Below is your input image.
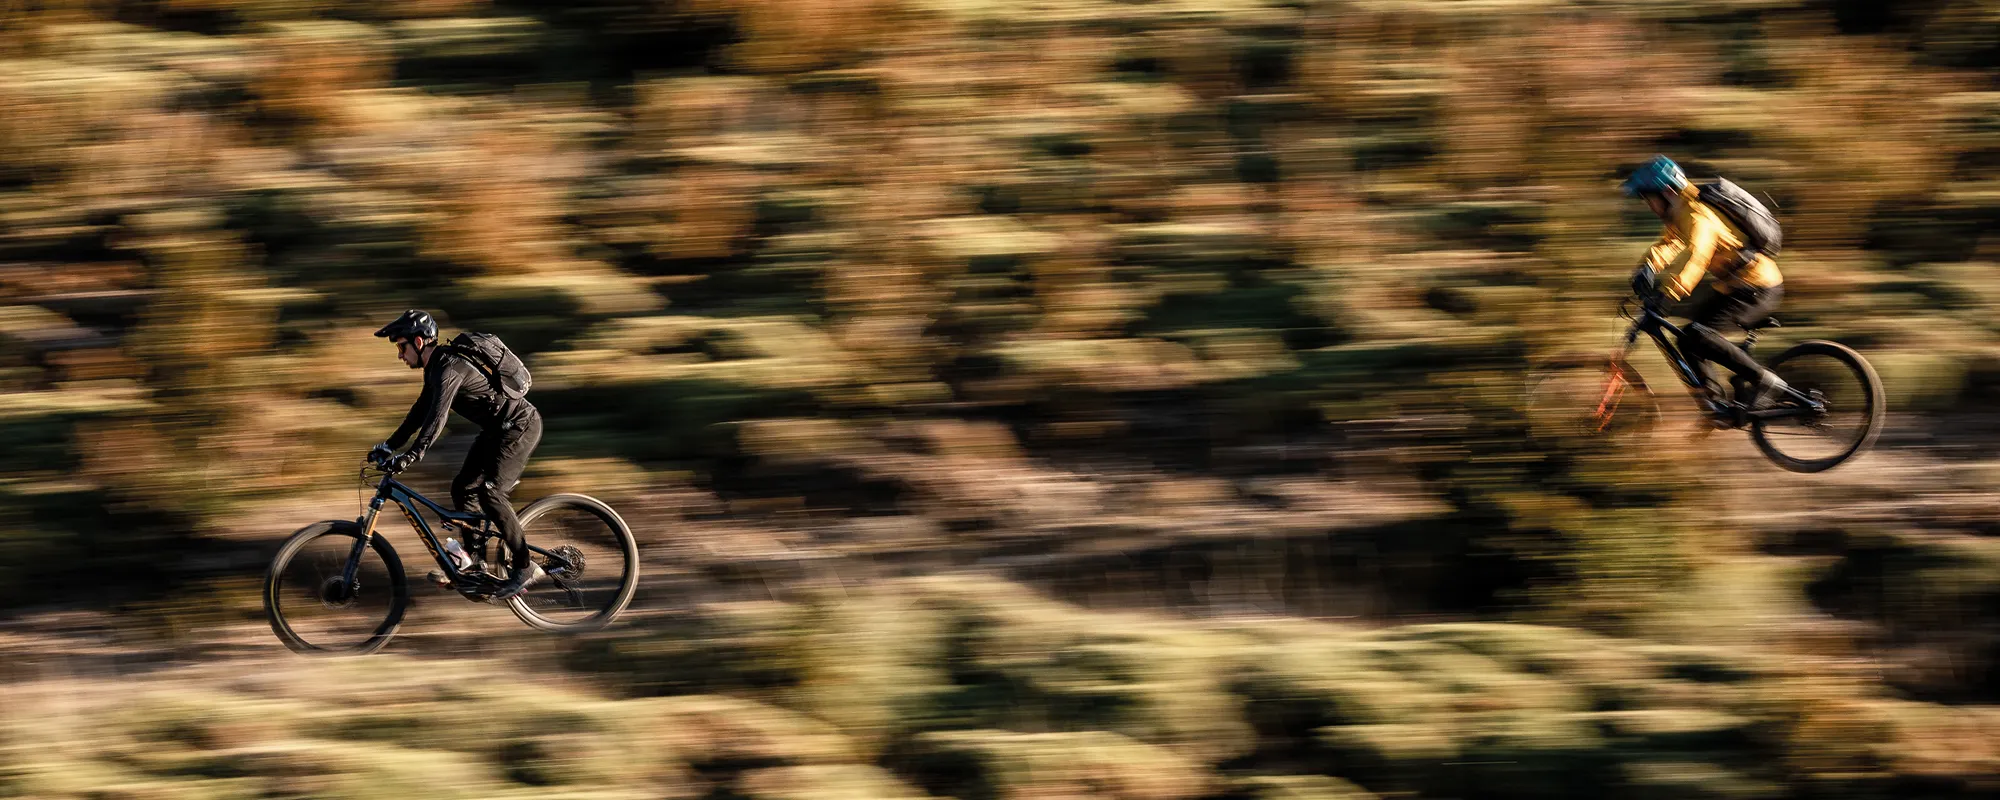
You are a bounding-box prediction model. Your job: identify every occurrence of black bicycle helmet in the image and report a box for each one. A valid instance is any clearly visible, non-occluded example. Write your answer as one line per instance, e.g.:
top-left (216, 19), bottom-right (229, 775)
top-left (373, 309), bottom-right (438, 342)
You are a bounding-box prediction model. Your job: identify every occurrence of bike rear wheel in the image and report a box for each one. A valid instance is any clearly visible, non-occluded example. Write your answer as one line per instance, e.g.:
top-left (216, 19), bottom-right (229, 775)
top-left (265, 521), bottom-right (408, 655)
top-left (1751, 340), bottom-right (1885, 473)
top-left (506, 493), bottom-right (640, 633)
top-left (1525, 354), bottom-right (1661, 441)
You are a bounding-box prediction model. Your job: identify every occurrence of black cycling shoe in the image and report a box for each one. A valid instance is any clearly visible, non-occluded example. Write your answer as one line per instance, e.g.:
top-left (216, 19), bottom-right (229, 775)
top-left (491, 563), bottom-right (545, 602)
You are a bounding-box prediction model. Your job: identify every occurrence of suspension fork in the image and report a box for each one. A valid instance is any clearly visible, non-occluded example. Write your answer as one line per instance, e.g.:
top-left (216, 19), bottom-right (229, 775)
top-left (1591, 324), bottom-right (1645, 430)
top-left (1593, 364), bottom-right (1633, 431)
top-left (342, 497), bottom-right (385, 585)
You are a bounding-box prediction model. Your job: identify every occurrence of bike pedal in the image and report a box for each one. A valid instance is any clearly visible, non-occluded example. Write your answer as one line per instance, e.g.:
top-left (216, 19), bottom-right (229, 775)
top-left (425, 570), bottom-right (452, 588)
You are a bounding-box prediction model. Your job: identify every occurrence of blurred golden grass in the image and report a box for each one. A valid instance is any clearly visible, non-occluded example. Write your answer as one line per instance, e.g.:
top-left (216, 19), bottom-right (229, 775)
top-left (4, 574), bottom-right (1998, 797)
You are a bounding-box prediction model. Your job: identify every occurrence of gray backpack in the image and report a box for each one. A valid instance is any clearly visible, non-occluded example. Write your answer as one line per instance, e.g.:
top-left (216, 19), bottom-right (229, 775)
top-left (438, 331), bottom-right (531, 400)
top-left (1695, 178), bottom-right (1783, 259)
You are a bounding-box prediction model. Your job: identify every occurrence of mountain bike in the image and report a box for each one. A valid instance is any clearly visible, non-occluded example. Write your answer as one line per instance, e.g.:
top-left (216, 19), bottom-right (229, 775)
top-left (263, 450), bottom-right (640, 654)
top-left (1526, 286), bottom-right (1884, 473)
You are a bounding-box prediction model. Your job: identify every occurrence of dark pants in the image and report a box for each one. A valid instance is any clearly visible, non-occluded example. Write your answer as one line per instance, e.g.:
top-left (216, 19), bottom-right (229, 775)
top-left (452, 409), bottom-right (542, 572)
top-left (1681, 285), bottom-right (1783, 384)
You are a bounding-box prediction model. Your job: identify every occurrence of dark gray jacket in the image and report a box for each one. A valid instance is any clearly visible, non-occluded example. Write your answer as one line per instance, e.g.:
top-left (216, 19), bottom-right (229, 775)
top-left (385, 347), bottom-right (534, 460)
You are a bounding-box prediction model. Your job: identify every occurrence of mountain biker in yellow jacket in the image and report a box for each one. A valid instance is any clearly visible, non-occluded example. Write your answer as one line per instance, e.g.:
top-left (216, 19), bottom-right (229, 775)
top-left (1624, 155), bottom-right (1789, 413)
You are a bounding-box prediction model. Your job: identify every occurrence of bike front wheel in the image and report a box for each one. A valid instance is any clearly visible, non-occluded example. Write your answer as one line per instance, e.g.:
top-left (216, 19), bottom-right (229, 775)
top-left (1751, 340), bottom-right (1886, 473)
top-left (507, 493), bottom-right (640, 633)
top-left (1525, 353), bottom-right (1661, 442)
top-left (265, 520), bottom-right (408, 655)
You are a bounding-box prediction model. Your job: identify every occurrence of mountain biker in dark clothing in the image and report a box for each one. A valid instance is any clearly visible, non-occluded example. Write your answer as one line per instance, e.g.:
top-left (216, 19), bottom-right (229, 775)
top-left (371, 309), bottom-right (545, 601)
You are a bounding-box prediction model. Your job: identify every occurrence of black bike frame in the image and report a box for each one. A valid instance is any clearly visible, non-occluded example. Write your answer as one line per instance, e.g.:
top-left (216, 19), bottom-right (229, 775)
top-left (1618, 298), bottom-right (1815, 420)
top-left (1621, 301), bottom-right (1706, 391)
top-left (340, 472), bottom-right (565, 593)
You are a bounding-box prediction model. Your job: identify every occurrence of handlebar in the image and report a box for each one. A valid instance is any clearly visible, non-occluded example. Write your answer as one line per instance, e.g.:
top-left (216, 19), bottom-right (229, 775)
top-left (1619, 291), bottom-right (1664, 324)
top-left (363, 448), bottom-right (405, 476)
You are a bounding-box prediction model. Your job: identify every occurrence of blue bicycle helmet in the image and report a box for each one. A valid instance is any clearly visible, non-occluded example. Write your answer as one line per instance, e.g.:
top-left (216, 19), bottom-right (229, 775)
top-left (1622, 155), bottom-right (1688, 198)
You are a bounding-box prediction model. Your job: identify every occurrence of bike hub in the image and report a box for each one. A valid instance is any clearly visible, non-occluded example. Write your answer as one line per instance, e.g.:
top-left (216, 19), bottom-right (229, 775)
top-left (319, 576), bottom-right (358, 608)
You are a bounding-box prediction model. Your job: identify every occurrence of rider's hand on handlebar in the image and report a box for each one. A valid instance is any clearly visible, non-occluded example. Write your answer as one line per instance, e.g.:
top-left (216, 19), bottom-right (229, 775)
top-left (385, 452), bottom-right (416, 475)
top-left (368, 442), bottom-right (392, 465)
top-left (1630, 264), bottom-right (1661, 299)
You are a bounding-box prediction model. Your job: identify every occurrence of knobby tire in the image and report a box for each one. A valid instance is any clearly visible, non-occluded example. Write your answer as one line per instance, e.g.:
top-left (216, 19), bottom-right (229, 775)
top-left (504, 493), bottom-right (640, 633)
top-left (1751, 340), bottom-right (1886, 473)
top-left (264, 520), bottom-right (409, 655)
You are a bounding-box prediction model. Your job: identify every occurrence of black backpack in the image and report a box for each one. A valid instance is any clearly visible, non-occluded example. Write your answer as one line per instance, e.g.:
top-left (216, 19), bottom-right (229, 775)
top-left (437, 331), bottom-right (531, 400)
top-left (1694, 178), bottom-right (1782, 259)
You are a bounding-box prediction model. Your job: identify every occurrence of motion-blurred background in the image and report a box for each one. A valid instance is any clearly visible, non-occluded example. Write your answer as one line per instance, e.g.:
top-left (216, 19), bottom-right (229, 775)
top-left (2, 0), bottom-right (1998, 797)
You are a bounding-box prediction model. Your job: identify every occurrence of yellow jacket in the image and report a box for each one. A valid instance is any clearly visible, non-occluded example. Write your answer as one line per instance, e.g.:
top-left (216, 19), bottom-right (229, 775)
top-left (1643, 184), bottom-right (1783, 299)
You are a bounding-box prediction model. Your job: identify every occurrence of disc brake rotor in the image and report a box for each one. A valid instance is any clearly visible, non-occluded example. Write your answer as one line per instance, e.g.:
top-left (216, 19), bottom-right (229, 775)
top-left (544, 545), bottom-right (585, 584)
